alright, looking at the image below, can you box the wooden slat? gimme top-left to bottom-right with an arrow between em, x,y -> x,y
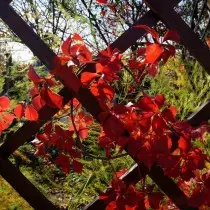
84,164 -> 142,210
85,162 -> 197,210
111,0 -> 180,51
187,99 -> 210,126
0,158 -> 59,210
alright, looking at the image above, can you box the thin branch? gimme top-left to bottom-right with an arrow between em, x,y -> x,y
80,0 -> 109,45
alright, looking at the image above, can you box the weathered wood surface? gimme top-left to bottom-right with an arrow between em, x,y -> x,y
0,158 -> 59,210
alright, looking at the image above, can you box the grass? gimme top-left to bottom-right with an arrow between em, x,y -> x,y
0,176 -> 32,210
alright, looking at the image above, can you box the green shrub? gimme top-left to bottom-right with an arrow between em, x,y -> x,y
149,57 -> 210,119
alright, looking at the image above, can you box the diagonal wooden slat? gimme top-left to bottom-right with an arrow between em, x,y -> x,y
0,158 -> 59,210
84,164 -> 142,210
85,163 -> 198,210
187,99 -> 210,126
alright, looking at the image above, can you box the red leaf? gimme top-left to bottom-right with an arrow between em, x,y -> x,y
148,192 -> 164,209
163,30 -> 180,43
96,0 -> 108,5
70,44 -> 80,56
152,134 -> 172,154
137,142 -> 156,168
72,33 -> 83,41
25,105 -> 39,121
146,44 -> 164,63
154,94 -> 165,108
34,143 -> 45,156
173,121 -> 192,135
99,135 -> 112,148
137,47 -> 146,57
70,150 -> 82,159
106,201 -> 117,210
28,65 -> 42,83
161,106 -> 177,122
45,77 -> 56,86
159,155 -> 181,178
0,119 -> 9,133
0,112 -> 14,133
32,95 -> 46,111
72,160 -> 83,173
115,168 -> 127,178
128,59 -> 141,70
178,136 -> 191,153
99,112 -> 125,137
101,84 -> 115,101
152,115 -> 167,134
147,63 -> 159,77
96,63 -> 104,73
99,135 -> 115,157
188,149 -> 205,170
55,65 -> 81,94
158,154 -> 180,169
83,115 -> 94,126
61,37 -> 72,56
29,86 -> 39,97
113,104 -> 128,115
138,96 -> 159,112
189,185 -> 205,207
55,154 -> 70,174
161,50 -> 172,64
0,96 -> 10,111
2,113 -> 14,125
135,25 -> 160,43
90,83 -> 99,97
81,72 -> 98,85
14,104 -> 25,119
78,126 -> 88,140
40,87 -> 63,109
139,112 -> 153,133
180,165 -> 195,181
77,45 -> 92,63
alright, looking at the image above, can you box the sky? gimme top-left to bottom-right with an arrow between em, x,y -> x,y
8,42 -> 33,63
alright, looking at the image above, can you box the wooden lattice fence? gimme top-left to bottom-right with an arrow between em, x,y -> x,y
0,0 -> 210,209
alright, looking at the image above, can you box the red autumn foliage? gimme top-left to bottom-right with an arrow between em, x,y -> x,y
0,96 -> 14,133
132,25 -> 180,77
1,24 -> 210,210
14,103 -> 39,121
40,86 -> 63,109
96,0 -> 108,5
